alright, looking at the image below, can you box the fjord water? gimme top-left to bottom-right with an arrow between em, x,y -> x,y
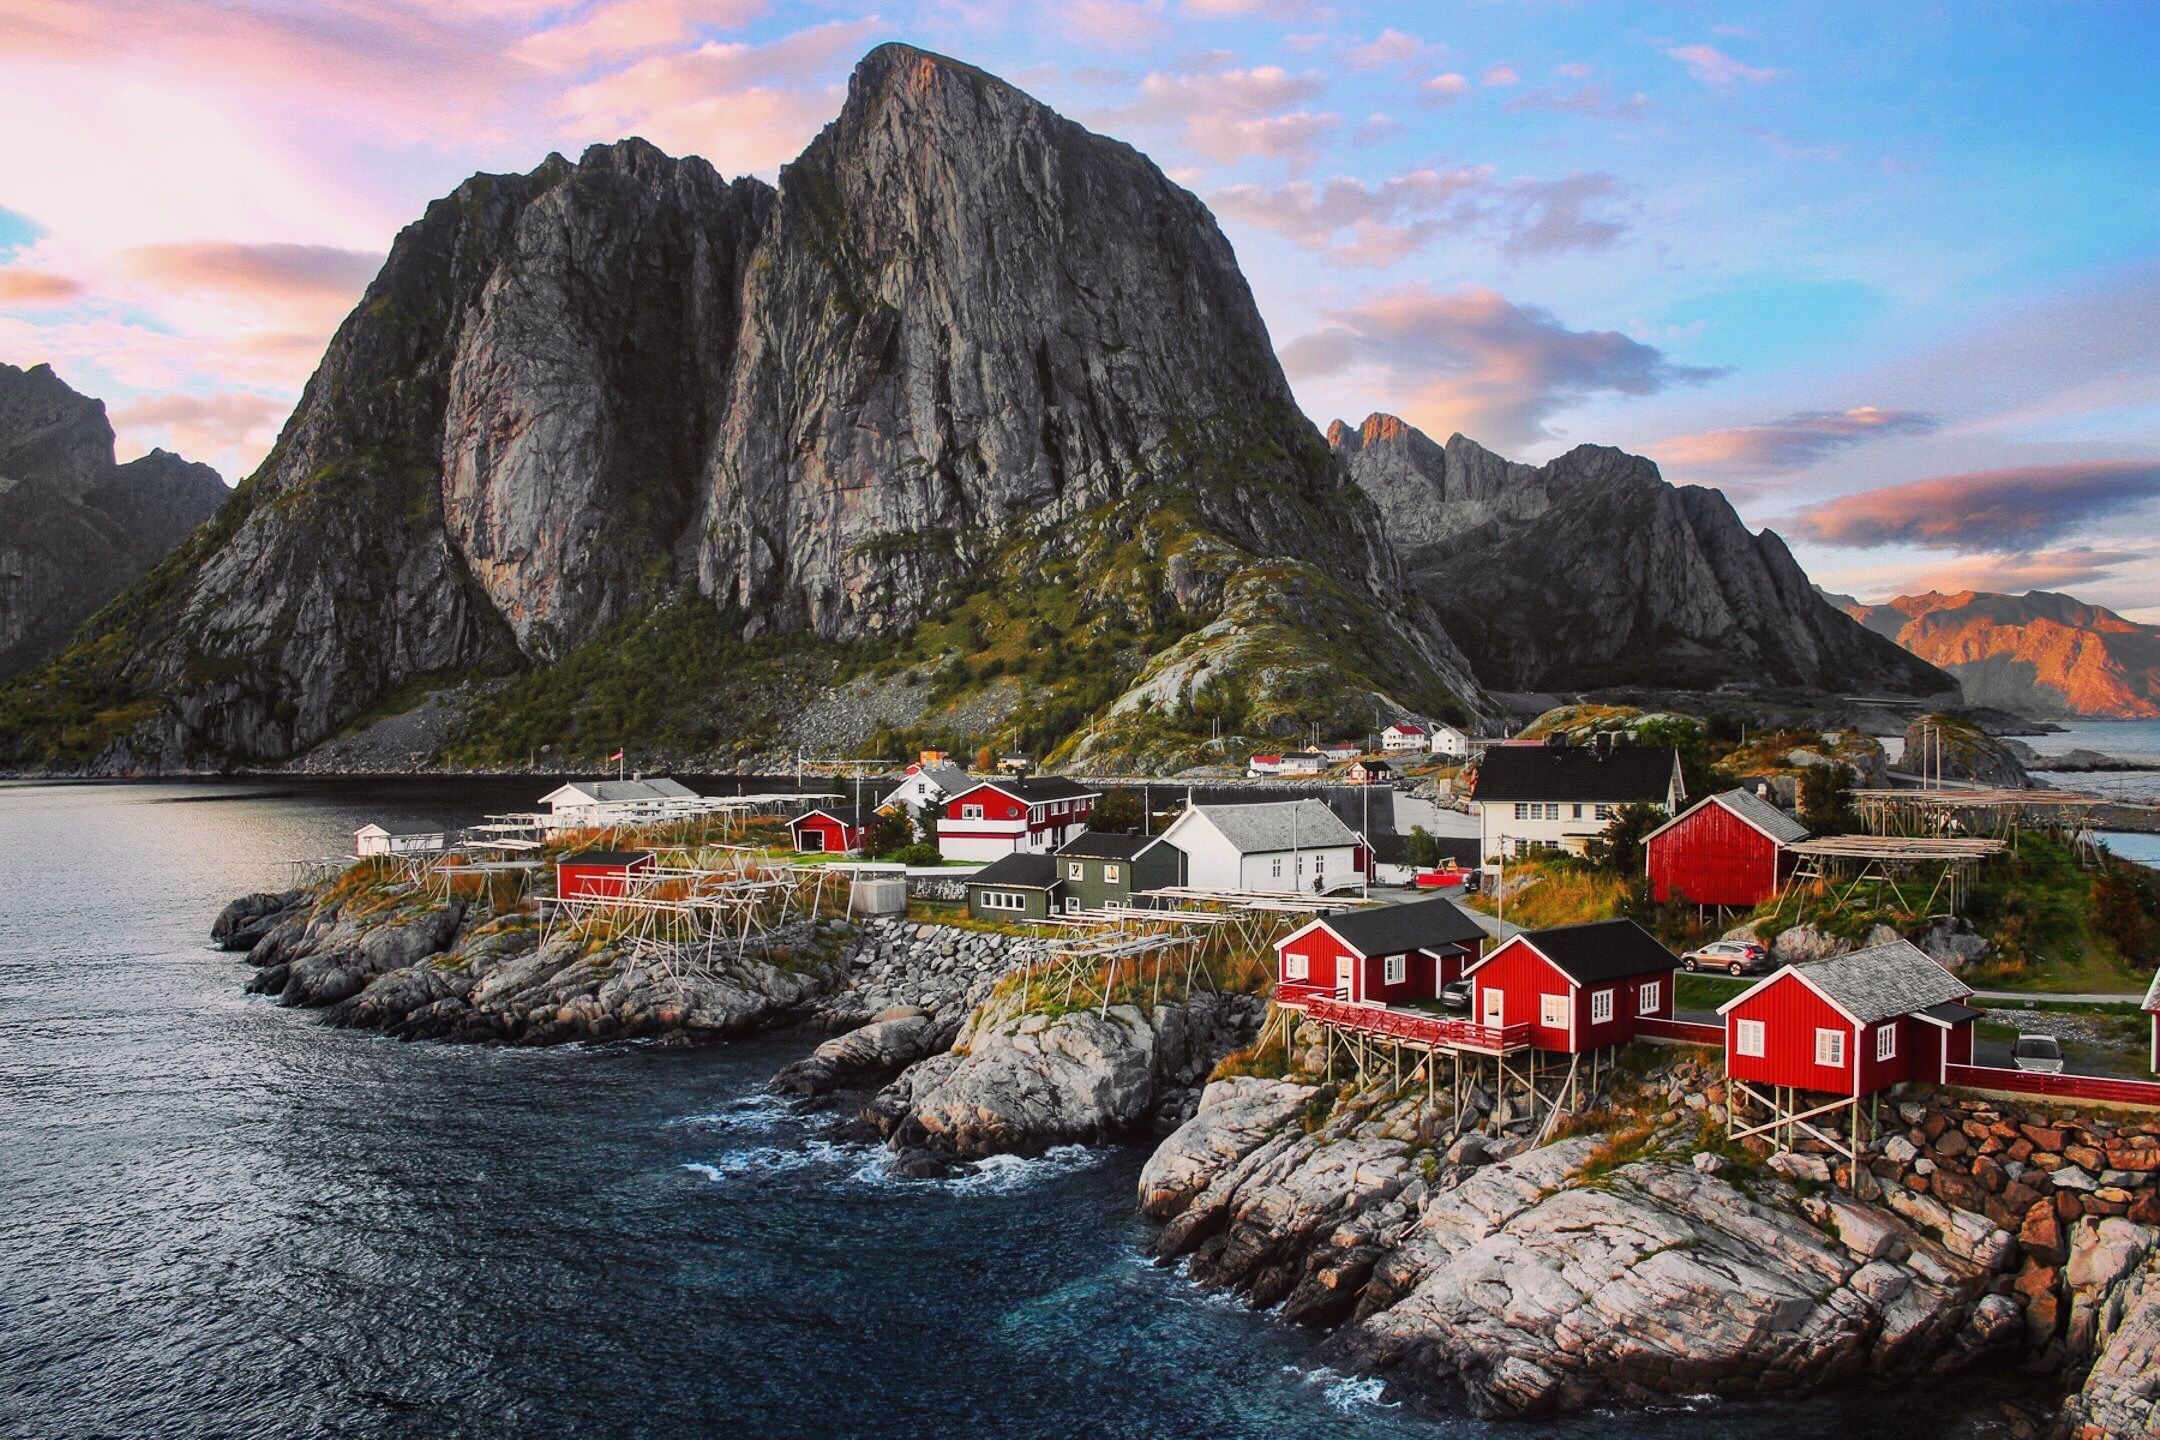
1,780 -> 2003,1438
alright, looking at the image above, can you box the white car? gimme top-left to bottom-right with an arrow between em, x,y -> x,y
2011,1035 -> 2064,1074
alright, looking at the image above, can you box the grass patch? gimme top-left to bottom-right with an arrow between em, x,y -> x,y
1465,854 -> 1631,929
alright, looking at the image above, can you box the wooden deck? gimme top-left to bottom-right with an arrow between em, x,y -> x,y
1276,986 -> 1530,1054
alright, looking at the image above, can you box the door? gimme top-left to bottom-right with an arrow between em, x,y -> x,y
1482,986 -> 1504,1027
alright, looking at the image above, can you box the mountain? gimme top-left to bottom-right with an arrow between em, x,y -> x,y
1,45 -> 1483,772
1329,414 -> 1955,698
0,363 -> 227,677
1831,590 -> 2160,718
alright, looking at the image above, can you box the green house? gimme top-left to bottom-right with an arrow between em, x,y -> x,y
964,852 -> 1062,922
1051,832 -> 1180,915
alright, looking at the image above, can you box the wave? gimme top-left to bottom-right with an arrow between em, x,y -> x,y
1281,1363 -> 1399,1413
679,1139 -> 874,1183
850,1143 -> 1109,1195
669,1092 -> 815,1136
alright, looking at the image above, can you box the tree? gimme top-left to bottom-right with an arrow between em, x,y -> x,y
974,745 -> 995,771
1586,802 -> 1663,875
860,810 -> 912,858
2094,868 -> 2158,962
1798,764 -> 1857,835
1090,787 -> 1145,834
1404,825 -> 1440,869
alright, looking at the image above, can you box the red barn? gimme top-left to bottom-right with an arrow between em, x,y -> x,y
1275,896 -> 1488,1005
1462,919 -> 1678,1053
557,849 -> 656,900
1718,939 -> 1978,1097
789,805 -> 873,855
1645,788 -> 1808,908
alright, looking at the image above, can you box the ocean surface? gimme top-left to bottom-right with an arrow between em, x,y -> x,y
0,778 -> 2030,1438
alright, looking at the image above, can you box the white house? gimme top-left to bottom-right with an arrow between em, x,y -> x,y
1427,723 -> 1469,760
1381,723 -> 1427,753
354,819 -> 449,857
1471,739 -> 1684,861
1318,741 -> 1362,762
1152,799 -> 1364,895
884,762 -> 972,815
1278,751 -> 1327,776
1247,752 -> 1284,777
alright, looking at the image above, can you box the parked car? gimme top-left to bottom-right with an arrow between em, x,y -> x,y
1681,939 -> 1771,976
1460,870 -> 1481,895
1438,979 -> 1472,1010
2011,1034 -> 2065,1074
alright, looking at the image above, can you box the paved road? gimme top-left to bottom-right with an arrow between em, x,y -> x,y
1969,988 -> 2149,1005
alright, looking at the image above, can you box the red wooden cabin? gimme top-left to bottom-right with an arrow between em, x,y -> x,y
937,778 -> 1100,861
557,849 -> 656,900
789,805 -> 872,855
2147,971 -> 2160,1075
1644,788 -> 1808,908
1461,919 -> 1678,1054
1718,940 -> 1979,1095
1274,896 -> 1488,1006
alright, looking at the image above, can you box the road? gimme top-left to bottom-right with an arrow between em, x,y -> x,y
1675,968 -> 2145,1007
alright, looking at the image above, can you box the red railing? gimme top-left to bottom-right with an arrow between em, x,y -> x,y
1638,1015 -> 1726,1046
1274,982 -> 1333,1008
1287,993 -> 1532,1052
1943,1063 -> 2160,1108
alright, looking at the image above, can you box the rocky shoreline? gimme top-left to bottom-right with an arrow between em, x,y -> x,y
212,879 -> 2158,1434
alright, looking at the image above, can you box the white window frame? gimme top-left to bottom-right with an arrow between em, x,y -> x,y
1515,802 -> 1529,820
1064,897 -> 1080,914
979,890 -> 1025,912
1815,1028 -> 1846,1068
1068,861 -> 1084,881
1638,980 -> 1660,1012
1270,857 -> 1283,879
1540,993 -> 1567,1028
1314,855 -> 1325,875
1284,953 -> 1308,981
1876,1025 -> 1897,1062
1383,954 -> 1406,985
1590,988 -> 1614,1024
1594,804 -> 1612,821
1104,865 -> 1120,884
1735,1018 -> 1765,1057
962,804 -> 984,820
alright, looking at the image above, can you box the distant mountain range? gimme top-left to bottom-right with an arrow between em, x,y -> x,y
1824,589 -> 2160,719
0,363 -> 226,678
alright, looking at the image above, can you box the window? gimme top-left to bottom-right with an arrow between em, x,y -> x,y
1271,857 -> 1283,879
1284,953 -> 1308,981
1068,862 -> 1084,881
1876,1025 -> 1897,1062
1064,898 -> 1079,914
1815,1028 -> 1846,1067
1572,803 -> 1584,820
1540,994 -> 1567,1028
1515,802 -> 1529,820
1590,988 -> 1614,1024
1314,855 -> 1325,875
1104,865 -> 1120,884
1594,804 -> 1612,821
1638,980 -> 1661,1012
1735,1018 -> 1765,1057
1297,857 -> 1306,876
979,890 -> 1025,912
961,804 -> 983,820
1384,955 -> 1406,985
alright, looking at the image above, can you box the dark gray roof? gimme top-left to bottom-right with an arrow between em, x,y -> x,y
1508,919 -> 1678,984
1056,831 -> 1158,860
1791,940 -> 1970,1024
1317,897 -> 1487,957
1190,800 -> 1359,853
966,853 -> 1060,889
1472,744 -> 1679,804
1920,1000 -> 1985,1026
561,850 -> 653,867
1711,788 -> 1808,844
960,777 -> 1100,803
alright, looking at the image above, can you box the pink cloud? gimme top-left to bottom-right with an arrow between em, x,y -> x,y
1910,546 -> 2152,595
1102,61 -> 1338,169
1422,72 -> 1469,105
1659,407 -> 1938,476
0,269 -> 84,304
1790,461 -> 2160,551
1554,61 -> 1593,80
1481,65 -> 1519,87
111,390 -> 285,468
1506,82 -> 1651,121
1209,167 -> 1626,267
1058,0 -> 1168,45
513,0 -> 768,72
1279,283 -> 1723,447
1342,28 -> 1434,70
1669,43 -> 1778,87
119,242 -> 383,303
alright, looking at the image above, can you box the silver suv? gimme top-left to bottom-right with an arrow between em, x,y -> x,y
1681,939 -> 1771,976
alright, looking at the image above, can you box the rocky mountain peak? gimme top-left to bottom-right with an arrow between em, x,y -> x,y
1832,588 -> 2160,718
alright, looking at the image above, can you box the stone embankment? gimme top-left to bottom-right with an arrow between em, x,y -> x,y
1135,1041 -> 2160,1432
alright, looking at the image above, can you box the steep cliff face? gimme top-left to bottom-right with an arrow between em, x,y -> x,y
0,363 -> 226,677
1837,590 -> 2160,719
3,46 -> 1481,771
1331,414 -> 1955,697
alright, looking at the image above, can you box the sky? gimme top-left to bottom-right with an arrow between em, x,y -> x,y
2,1 -> 2156,618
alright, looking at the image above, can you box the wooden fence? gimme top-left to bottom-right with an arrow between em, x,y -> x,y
1637,1015 -> 1726,1046
1943,1063 -> 2160,1109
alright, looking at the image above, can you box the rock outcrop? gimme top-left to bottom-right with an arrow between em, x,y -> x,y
10,44 -> 1482,772
1903,712 -> 2031,787
1330,413 -> 1954,697
0,362 -> 226,677
1840,589 -> 2160,720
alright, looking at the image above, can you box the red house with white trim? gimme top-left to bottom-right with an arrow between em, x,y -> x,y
938,778 -> 1101,862
1645,788 -> 1808,908
1718,940 -> 1979,1096
1462,920 -> 1678,1054
2141,970 -> 2159,1075
1275,896 -> 1488,1006
557,849 -> 656,900
789,805 -> 873,855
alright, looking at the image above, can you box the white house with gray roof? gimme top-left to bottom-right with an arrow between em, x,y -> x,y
1152,799 -> 1364,894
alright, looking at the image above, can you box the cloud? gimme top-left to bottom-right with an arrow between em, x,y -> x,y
1101,60 -> 1338,168
119,242 -> 383,302
1353,112 -> 1402,142
1209,167 -> 1627,267
1058,0 -> 1167,45
1669,43 -> 1778,87
1553,62 -> 1593,80
513,0 -> 768,71
1789,461 -> 2160,551
1279,283 -> 1725,447
1506,82 -> 1651,121
1343,28 -> 1434,70
1911,546 -> 2151,595
1422,72 -> 1469,105
1659,406 -> 1939,476
0,268 -> 84,304
111,390 -> 285,465
553,18 -> 876,174
1481,65 -> 1520,87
